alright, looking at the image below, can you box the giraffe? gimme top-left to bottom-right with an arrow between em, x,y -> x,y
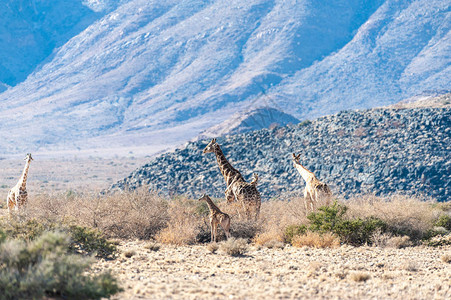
202,138 -> 261,220
6,153 -> 33,214
198,194 -> 231,242
250,173 -> 259,186
292,153 -> 332,211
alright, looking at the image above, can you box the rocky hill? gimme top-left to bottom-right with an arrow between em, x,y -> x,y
112,107 -> 451,202
196,107 -> 299,141
0,0 -> 449,155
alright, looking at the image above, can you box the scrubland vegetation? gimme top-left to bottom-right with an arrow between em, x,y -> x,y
1,189 -> 450,299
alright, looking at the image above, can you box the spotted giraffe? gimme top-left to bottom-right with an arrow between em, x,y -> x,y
6,153 -> 33,214
203,138 -> 261,220
198,194 -> 231,242
292,153 -> 332,211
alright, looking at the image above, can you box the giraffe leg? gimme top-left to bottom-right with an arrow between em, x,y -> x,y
213,222 -> 218,243
221,217 -> 231,239
210,219 -> 215,243
6,193 -> 15,215
303,189 -> 310,212
14,194 -> 20,211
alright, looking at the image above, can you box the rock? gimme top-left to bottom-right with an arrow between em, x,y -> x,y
111,107 -> 451,202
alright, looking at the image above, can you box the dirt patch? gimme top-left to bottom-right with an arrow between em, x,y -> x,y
94,240 -> 451,299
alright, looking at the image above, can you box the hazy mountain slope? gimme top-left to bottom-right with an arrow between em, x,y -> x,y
0,0 -> 383,154
269,0 -> 451,119
0,0 -> 449,155
112,107 -> 451,202
0,0 -> 122,86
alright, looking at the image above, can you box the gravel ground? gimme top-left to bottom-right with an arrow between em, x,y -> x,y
93,240 -> 451,299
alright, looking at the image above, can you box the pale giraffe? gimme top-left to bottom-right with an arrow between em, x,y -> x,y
292,153 -> 332,211
6,153 -> 33,214
203,138 -> 261,220
198,194 -> 231,242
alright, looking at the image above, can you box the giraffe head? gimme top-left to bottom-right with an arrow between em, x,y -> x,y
251,173 -> 259,185
198,194 -> 209,202
202,138 -> 218,154
24,153 -> 33,162
292,153 -> 301,164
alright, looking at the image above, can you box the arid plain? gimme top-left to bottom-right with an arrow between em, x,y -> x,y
0,154 -> 450,299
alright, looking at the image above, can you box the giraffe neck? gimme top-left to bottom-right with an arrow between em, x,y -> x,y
213,145 -> 243,186
204,196 -> 220,213
294,162 -> 315,182
19,160 -> 31,189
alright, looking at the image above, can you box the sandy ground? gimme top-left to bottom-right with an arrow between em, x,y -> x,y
0,154 -> 150,197
92,240 -> 451,300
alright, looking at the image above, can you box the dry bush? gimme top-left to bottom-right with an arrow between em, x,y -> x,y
371,229 -> 411,248
291,231 -> 340,248
155,199 -> 202,245
123,249 -> 136,258
349,272 -> 371,282
253,231 -> 284,246
404,261 -> 418,272
229,217 -> 261,240
206,242 -> 219,253
346,195 -> 440,241
425,234 -> 451,247
219,238 -> 248,256
26,188 -> 170,239
440,254 -> 451,263
251,199 -> 309,245
144,241 -> 161,252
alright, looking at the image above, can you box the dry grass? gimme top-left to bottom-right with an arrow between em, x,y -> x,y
349,272 -> 371,282
371,230 -> 411,248
155,199 -> 202,245
144,241 -> 161,252
347,194 -> 440,240
123,249 -> 136,258
206,242 -> 219,253
404,260 -> 419,272
291,231 -> 340,248
4,191 -> 445,249
440,254 -> 451,263
219,238 -> 248,256
25,188 -> 169,240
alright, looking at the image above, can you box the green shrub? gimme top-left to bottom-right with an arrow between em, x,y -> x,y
1,218 -> 53,241
307,202 -> 347,233
434,214 -> 451,231
0,231 -> 121,300
334,217 -> 387,245
424,234 -> 451,247
0,218 -> 117,259
0,229 -> 6,244
306,202 -> 387,245
299,120 -> 312,127
284,224 -> 307,243
68,225 -> 117,259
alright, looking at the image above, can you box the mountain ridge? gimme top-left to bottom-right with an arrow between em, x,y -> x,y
0,0 -> 449,155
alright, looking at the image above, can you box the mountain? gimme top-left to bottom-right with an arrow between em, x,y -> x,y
196,107 -> 299,140
0,0 -> 124,87
388,91 -> 451,108
0,0 -> 449,155
112,107 -> 451,202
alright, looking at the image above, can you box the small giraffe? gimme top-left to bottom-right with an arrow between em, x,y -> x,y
292,153 -> 332,211
198,194 -> 231,242
6,153 -> 33,214
203,138 -> 261,219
